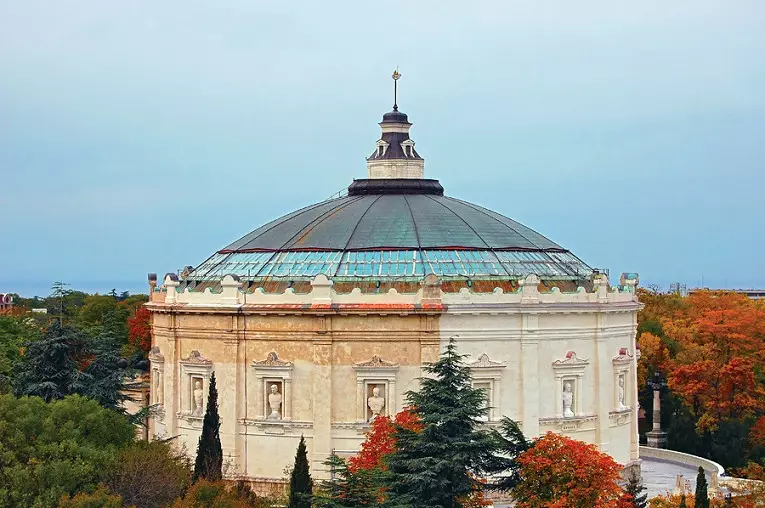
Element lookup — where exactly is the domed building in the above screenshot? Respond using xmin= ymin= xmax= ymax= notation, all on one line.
xmin=147 ymin=81 xmax=641 ymax=491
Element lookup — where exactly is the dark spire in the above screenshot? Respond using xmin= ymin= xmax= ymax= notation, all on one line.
xmin=392 ymin=68 xmax=401 ymax=111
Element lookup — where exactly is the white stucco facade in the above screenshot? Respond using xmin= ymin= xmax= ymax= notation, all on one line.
xmin=146 ymin=272 xmax=641 ymax=489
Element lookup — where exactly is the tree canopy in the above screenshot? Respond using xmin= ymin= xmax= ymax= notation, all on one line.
xmin=0 ymin=394 xmax=135 ymax=507
xmin=385 ymin=339 xmax=498 ymax=507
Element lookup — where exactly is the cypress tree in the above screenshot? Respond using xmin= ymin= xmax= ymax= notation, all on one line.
xmin=385 ymin=338 xmax=498 ymax=507
xmin=13 ymin=322 xmax=88 ymax=401
xmin=288 ymin=435 xmax=313 ymax=508
xmin=193 ymin=372 xmax=223 ymax=482
xmin=623 ymin=469 xmax=648 ymax=508
xmin=679 ymin=493 xmax=687 ymax=508
xmin=694 ymin=466 xmax=709 ymax=508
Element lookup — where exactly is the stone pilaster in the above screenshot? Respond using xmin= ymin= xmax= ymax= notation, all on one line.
xmin=594 ymin=312 xmax=612 ymax=453
xmin=311 ymin=338 xmax=332 ymax=473
xmin=520 ymin=313 xmax=540 ymax=438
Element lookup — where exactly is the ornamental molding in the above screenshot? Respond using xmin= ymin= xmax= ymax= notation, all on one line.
xmin=353 ymin=355 xmax=400 ymax=370
xmin=252 ymin=352 xmax=293 ymax=369
xmin=552 ymin=351 xmax=589 ymax=368
xmin=180 ymin=350 xmax=211 ymax=366
xmin=177 ymin=413 xmax=204 ymax=429
xmin=148 ymin=346 xmax=165 ymax=363
xmin=467 ymin=353 xmax=506 ymax=369
xmin=539 ymin=414 xmax=597 ymax=432
xmin=239 ymin=418 xmax=313 ymax=435
xmin=612 ymin=347 xmax=633 ymax=366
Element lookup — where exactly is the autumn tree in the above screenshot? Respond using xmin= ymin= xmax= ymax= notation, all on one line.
xmin=127 ymin=306 xmax=152 ymax=355
xmin=637 ymin=289 xmax=765 ymax=473
xmin=348 ymin=409 xmax=421 ymax=472
xmin=512 ymin=432 xmax=629 ymax=508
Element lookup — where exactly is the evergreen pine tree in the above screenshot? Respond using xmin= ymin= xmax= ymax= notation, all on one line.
xmin=623 ymin=469 xmax=648 ymax=508
xmin=81 ymin=309 xmax=131 ymax=411
xmin=385 ymin=338 xmax=498 ymax=507
xmin=694 ymin=466 xmax=709 ymax=508
xmin=489 ymin=417 xmax=531 ymax=492
xmin=315 ymin=453 xmax=379 ymax=507
xmin=288 ymin=435 xmax=313 ymax=508
xmin=13 ymin=322 xmax=88 ymax=401
xmin=193 ymin=372 xmax=223 ymax=482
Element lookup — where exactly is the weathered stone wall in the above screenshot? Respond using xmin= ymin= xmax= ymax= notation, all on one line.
xmin=147 ymin=273 xmax=640 ymax=481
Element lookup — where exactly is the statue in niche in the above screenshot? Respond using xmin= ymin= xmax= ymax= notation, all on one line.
xmin=617 ymin=375 xmax=627 ymax=410
xmin=193 ymin=379 xmax=204 ymax=416
xmin=367 ymin=386 xmax=385 ymax=422
xmin=267 ymin=384 xmax=283 ymax=420
xmin=562 ymin=382 xmax=574 ymax=418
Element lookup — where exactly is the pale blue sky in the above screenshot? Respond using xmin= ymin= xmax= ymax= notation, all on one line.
xmin=1 ymin=1 xmax=763 ymax=296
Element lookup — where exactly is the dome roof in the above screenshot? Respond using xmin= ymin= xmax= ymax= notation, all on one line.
xmin=222 ymin=181 xmax=561 ymax=252
xmin=183 ymin=92 xmax=593 ymax=286
xmin=185 ymin=179 xmax=592 ymax=285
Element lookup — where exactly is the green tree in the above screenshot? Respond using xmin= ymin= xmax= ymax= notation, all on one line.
xmin=13 ymin=321 xmax=89 ymax=401
xmin=315 ymin=453 xmax=379 ymax=507
xmin=109 ymin=440 xmax=191 ymax=508
xmin=81 ymin=310 xmax=131 ymax=411
xmin=489 ymin=417 xmax=531 ymax=492
xmin=288 ymin=435 xmax=313 ymax=508
xmin=623 ymin=469 xmax=648 ymax=508
xmin=59 ymin=487 xmax=125 ymax=508
xmin=385 ymin=338 xmax=497 ymax=507
xmin=679 ymin=493 xmax=688 ymax=508
xmin=694 ymin=466 xmax=709 ymax=508
xmin=77 ymin=294 xmax=119 ymax=330
xmin=0 ymin=394 xmax=134 ymax=507
xmin=0 ymin=316 xmax=37 ymax=393
xmin=193 ymin=373 xmax=223 ymax=482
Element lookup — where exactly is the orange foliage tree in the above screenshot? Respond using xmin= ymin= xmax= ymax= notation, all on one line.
xmin=127 ymin=306 xmax=152 ymax=354
xmin=512 ymin=432 xmax=630 ymax=508
xmin=661 ymin=291 xmax=765 ymax=432
xmin=636 ymin=288 xmax=765 ymax=474
xmin=348 ymin=409 xmax=421 ymax=472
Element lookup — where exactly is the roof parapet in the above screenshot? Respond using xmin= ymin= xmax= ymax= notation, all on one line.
xmin=148 ymin=272 xmax=639 ymax=310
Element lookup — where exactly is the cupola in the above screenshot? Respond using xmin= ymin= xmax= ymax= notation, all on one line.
xmin=366 ymin=70 xmax=424 ymax=179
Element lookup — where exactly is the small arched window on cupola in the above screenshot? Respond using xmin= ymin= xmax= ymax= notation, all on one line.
xmin=401 ymin=139 xmax=415 ymax=158
xmin=375 ymin=140 xmax=389 ymax=158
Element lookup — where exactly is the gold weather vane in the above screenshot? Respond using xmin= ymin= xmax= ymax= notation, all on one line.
xmin=392 ymin=68 xmax=401 ymax=110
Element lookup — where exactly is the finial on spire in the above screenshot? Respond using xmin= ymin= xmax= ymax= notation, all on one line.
xmin=392 ymin=68 xmax=401 ymax=111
